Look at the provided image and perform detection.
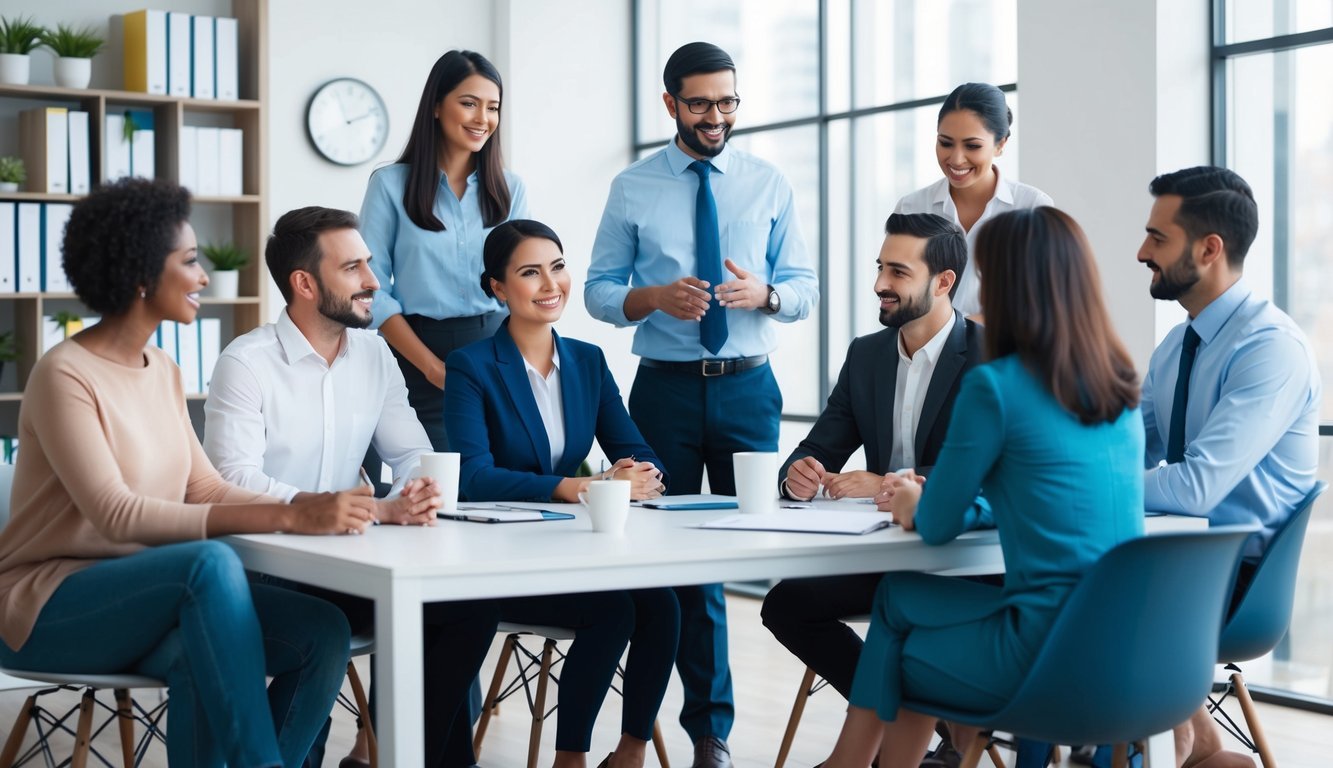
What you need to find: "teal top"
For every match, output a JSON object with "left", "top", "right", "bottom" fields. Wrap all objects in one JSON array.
[{"left": 917, "top": 355, "right": 1145, "bottom": 619}]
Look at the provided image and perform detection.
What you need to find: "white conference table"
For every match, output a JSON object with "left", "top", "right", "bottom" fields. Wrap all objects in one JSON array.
[{"left": 225, "top": 502, "right": 1197, "bottom": 766}]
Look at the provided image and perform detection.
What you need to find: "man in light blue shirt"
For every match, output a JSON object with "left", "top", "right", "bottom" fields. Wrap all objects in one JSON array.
[
  {"left": 585, "top": 42, "right": 817, "bottom": 768},
  {"left": 1138, "top": 166, "right": 1320, "bottom": 767}
]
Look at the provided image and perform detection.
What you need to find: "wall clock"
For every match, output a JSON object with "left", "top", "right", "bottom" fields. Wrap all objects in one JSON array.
[{"left": 305, "top": 77, "right": 389, "bottom": 166}]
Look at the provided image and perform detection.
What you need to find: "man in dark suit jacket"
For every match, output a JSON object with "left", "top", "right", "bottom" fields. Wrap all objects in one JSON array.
[{"left": 762, "top": 212, "right": 984, "bottom": 706}]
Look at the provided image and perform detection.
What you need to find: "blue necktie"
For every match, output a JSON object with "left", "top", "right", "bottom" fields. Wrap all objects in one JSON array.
[
  {"left": 1166, "top": 326, "right": 1201, "bottom": 464},
  {"left": 689, "top": 160, "right": 727, "bottom": 355}
]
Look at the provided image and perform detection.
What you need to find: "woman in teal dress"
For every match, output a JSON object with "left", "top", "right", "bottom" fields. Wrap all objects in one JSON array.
[{"left": 818, "top": 206, "right": 1145, "bottom": 768}]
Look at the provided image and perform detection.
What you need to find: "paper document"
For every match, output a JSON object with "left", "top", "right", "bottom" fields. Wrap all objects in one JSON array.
[
  {"left": 698, "top": 509, "right": 892, "bottom": 535},
  {"left": 640, "top": 494, "right": 739, "bottom": 510},
  {"left": 443, "top": 503, "right": 576, "bottom": 524}
]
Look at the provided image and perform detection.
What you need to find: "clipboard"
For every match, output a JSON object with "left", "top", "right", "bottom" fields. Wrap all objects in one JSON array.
[{"left": 441, "top": 504, "right": 576, "bottom": 524}]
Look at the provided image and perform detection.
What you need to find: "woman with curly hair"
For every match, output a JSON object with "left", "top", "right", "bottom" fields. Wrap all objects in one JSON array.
[{"left": 0, "top": 178, "right": 375, "bottom": 767}]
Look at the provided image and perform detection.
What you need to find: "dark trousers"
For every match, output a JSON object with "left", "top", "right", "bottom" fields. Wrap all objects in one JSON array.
[
  {"left": 264, "top": 578, "right": 500, "bottom": 768},
  {"left": 629, "top": 361, "right": 782, "bottom": 742},
  {"left": 361, "top": 312, "right": 503, "bottom": 494},
  {"left": 760, "top": 573, "right": 885, "bottom": 699},
  {"left": 393, "top": 312, "right": 504, "bottom": 452},
  {"left": 499, "top": 588, "right": 680, "bottom": 752}
]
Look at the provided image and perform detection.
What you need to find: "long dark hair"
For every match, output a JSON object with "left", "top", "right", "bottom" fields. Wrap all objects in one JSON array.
[
  {"left": 397, "top": 50, "right": 512, "bottom": 231},
  {"left": 975, "top": 207, "right": 1139, "bottom": 424}
]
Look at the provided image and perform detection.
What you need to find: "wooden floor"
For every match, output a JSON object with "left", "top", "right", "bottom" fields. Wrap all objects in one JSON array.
[{"left": 1, "top": 593, "right": 1328, "bottom": 767}]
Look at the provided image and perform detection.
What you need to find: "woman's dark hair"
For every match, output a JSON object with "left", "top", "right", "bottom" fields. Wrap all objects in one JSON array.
[
  {"left": 974, "top": 207, "right": 1139, "bottom": 425},
  {"left": 266, "top": 206, "right": 360, "bottom": 303},
  {"left": 398, "top": 50, "right": 512, "bottom": 231},
  {"left": 1148, "top": 166, "right": 1258, "bottom": 268},
  {"left": 480, "top": 219, "right": 563, "bottom": 299},
  {"left": 938, "top": 82, "right": 1012, "bottom": 144},
  {"left": 63, "top": 177, "right": 192, "bottom": 316}
]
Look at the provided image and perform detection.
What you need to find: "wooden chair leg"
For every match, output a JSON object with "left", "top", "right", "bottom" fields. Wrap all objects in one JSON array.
[
  {"left": 346, "top": 661, "right": 378, "bottom": 768},
  {"left": 70, "top": 688, "right": 96, "bottom": 768},
  {"left": 1231, "top": 670, "right": 1276, "bottom": 768},
  {"left": 1049, "top": 745, "right": 1062, "bottom": 766},
  {"left": 775, "top": 666, "right": 817, "bottom": 768},
  {"left": 0, "top": 693, "right": 38, "bottom": 768},
  {"left": 986, "top": 741, "right": 1007, "bottom": 768},
  {"left": 527, "top": 639, "right": 557, "bottom": 768},
  {"left": 651, "top": 719, "right": 670, "bottom": 768},
  {"left": 474, "top": 634, "right": 517, "bottom": 758},
  {"left": 1110, "top": 743, "right": 1128, "bottom": 768},
  {"left": 959, "top": 730, "right": 988, "bottom": 768},
  {"left": 114, "top": 689, "right": 136, "bottom": 768}
]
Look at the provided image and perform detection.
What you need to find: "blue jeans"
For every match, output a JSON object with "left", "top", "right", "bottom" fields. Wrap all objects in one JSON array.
[{"left": 0, "top": 541, "right": 350, "bottom": 768}]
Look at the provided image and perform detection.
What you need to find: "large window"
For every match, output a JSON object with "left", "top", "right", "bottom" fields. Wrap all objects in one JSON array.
[
  {"left": 634, "top": 0, "right": 1019, "bottom": 441},
  {"left": 1213, "top": 0, "right": 1333, "bottom": 709}
]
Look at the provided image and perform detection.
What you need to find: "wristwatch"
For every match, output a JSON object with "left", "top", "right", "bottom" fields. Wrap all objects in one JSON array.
[{"left": 763, "top": 284, "right": 781, "bottom": 315}]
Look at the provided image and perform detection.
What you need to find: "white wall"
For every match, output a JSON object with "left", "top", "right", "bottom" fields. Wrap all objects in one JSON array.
[{"left": 1018, "top": 0, "right": 1210, "bottom": 369}]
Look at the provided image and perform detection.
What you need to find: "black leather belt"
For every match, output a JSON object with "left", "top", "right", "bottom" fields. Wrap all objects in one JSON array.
[{"left": 639, "top": 355, "right": 768, "bottom": 377}]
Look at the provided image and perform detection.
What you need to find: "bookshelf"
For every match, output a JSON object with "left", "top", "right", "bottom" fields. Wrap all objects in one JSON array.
[{"left": 0, "top": 0, "right": 267, "bottom": 433}]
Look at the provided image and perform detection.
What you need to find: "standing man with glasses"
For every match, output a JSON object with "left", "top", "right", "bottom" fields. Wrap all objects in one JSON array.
[{"left": 586, "top": 41, "right": 818, "bottom": 768}]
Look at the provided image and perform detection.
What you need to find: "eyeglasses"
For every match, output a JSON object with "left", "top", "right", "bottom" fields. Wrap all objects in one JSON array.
[{"left": 674, "top": 96, "right": 741, "bottom": 115}]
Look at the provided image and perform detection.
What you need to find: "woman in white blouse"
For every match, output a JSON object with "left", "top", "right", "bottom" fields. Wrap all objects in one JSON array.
[{"left": 894, "top": 82, "right": 1053, "bottom": 318}]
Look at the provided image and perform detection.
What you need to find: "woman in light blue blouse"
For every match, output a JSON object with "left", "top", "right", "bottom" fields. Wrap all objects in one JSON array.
[
  {"left": 360, "top": 49, "right": 528, "bottom": 451},
  {"left": 818, "top": 207, "right": 1144, "bottom": 768}
]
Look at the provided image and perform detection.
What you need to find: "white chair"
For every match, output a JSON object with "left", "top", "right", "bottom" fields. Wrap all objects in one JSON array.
[
  {"left": 0, "top": 464, "right": 169, "bottom": 768},
  {"left": 473, "top": 622, "right": 670, "bottom": 768}
]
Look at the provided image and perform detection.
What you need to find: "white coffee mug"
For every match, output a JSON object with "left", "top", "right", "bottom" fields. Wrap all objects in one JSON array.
[
  {"left": 733, "top": 451, "right": 779, "bottom": 515},
  {"left": 413, "top": 452, "right": 460, "bottom": 514},
  {"left": 579, "top": 479, "right": 631, "bottom": 534}
]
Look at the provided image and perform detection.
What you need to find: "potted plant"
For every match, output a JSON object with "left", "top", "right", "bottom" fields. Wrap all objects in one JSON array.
[
  {"left": 52, "top": 310, "right": 84, "bottom": 339},
  {"left": 0, "top": 15, "right": 45, "bottom": 85},
  {"left": 40, "top": 23, "right": 103, "bottom": 89},
  {"left": 0, "top": 330, "right": 17, "bottom": 384},
  {"left": 0, "top": 156, "right": 24, "bottom": 193},
  {"left": 201, "top": 242, "right": 249, "bottom": 299}
]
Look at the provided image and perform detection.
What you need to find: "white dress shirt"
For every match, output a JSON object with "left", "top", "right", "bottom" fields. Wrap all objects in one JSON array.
[
  {"left": 203, "top": 309, "right": 431, "bottom": 501},
  {"left": 522, "top": 347, "right": 566, "bottom": 469},
  {"left": 894, "top": 169, "right": 1053, "bottom": 316},
  {"left": 890, "top": 313, "right": 956, "bottom": 471}
]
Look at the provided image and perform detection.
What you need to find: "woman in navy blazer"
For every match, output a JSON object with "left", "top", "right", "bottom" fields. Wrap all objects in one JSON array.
[{"left": 445, "top": 220, "right": 677, "bottom": 768}]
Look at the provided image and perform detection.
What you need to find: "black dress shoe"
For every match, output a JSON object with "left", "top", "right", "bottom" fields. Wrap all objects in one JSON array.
[{"left": 692, "top": 736, "right": 732, "bottom": 768}]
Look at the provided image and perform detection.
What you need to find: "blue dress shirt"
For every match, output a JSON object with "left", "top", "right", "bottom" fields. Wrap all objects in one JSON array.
[
  {"left": 1143, "top": 280, "right": 1321, "bottom": 556},
  {"left": 359, "top": 163, "right": 529, "bottom": 328},
  {"left": 584, "top": 141, "right": 818, "bottom": 360}
]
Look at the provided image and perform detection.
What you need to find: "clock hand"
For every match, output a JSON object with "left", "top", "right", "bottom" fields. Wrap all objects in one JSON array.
[{"left": 344, "top": 111, "right": 379, "bottom": 125}]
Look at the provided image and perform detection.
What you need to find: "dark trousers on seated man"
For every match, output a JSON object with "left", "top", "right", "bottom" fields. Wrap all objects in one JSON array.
[{"left": 629, "top": 360, "right": 782, "bottom": 747}]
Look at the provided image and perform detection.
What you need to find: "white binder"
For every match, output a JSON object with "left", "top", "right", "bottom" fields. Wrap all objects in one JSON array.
[
  {"left": 0, "top": 203, "right": 15, "bottom": 294},
  {"left": 104, "top": 114, "right": 132, "bottom": 182},
  {"left": 167, "top": 11, "right": 192, "bottom": 98},
  {"left": 68, "top": 111, "right": 91, "bottom": 194},
  {"left": 41, "top": 204, "right": 74, "bottom": 293},
  {"left": 16, "top": 204, "right": 41, "bottom": 293},
  {"left": 219, "top": 128, "right": 243, "bottom": 196},
  {"left": 191, "top": 15, "right": 215, "bottom": 99},
  {"left": 214, "top": 17, "right": 239, "bottom": 101}
]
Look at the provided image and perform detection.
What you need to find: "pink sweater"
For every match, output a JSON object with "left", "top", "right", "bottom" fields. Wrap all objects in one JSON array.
[{"left": 0, "top": 340, "right": 273, "bottom": 650}]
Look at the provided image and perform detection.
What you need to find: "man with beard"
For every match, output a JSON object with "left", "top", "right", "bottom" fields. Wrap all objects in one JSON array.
[
  {"left": 204, "top": 206, "right": 493, "bottom": 768},
  {"left": 760, "top": 213, "right": 984, "bottom": 764},
  {"left": 1137, "top": 167, "right": 1319, "bottom": 767},
  {"left": 585, "top": 42, "right": 818, "bottom": 768}
]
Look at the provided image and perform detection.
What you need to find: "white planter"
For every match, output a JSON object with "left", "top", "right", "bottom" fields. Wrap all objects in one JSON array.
[
  {"left": 206, "top": 270, "right": 239, "bottom": 299},
  {"left": 0, "top": 182, "right": 18, "bottom": 193},
  {"left": 0, "top": 53, "right": 31, "bottom": 85},
  {"left": 53, "top": 57, "right": 92, "bottom": 89}
]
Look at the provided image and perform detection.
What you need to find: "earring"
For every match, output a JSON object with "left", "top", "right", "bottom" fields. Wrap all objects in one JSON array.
[{"left": 140, "top": 289, "right": 147, "bottom": 299}]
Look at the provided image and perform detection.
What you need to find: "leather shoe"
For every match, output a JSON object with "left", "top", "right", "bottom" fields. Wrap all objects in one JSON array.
[
  {"left": 692, "top": 736, "right": 732, "bottom": 768},
  {"left": 337, "top": 758, "right": 370, "bottom": 768},
  {"left": 596, "top": 753, "right": 614, "bottom": 768}
]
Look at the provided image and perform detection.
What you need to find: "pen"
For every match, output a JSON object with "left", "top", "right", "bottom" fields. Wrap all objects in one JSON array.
[{"left": 358, "top": 467, "right": 380, "bottom": 525}]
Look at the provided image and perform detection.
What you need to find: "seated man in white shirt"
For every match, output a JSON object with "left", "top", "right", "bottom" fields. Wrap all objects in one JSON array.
[{"left": 204, "top": 206, "right": 498, "bottom": 768}]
